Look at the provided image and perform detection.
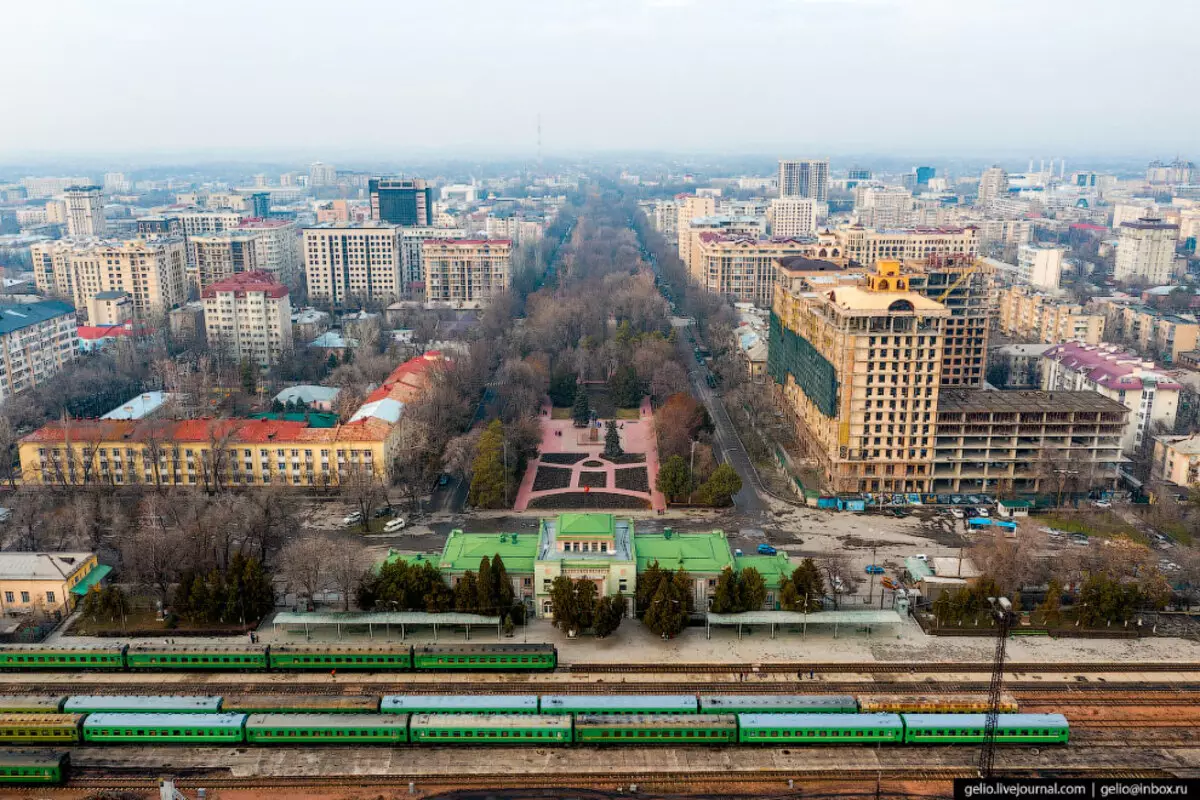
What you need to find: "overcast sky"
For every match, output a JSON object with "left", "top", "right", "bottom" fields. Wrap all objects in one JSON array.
[{"left": 2, "top": 0, "right": 1195, "bottom": 160}]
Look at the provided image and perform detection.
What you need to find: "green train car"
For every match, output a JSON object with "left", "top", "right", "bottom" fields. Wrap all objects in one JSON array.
[
  {"left": 408, "top": 713, "right": 571, "bottom": 743},
  {"left": 125, "top": 644, "right": 268, "bottom": 671},
  {"left": 575, "top": 714, "right": 737, "bottom": 744},
  {"left": 0, "top": 695, "right": 67, "bottom": 714},
  {"left": 0, "top": 714, "right": 83, "bottom": 744},
  {"left": 413, "top": 644, "right": 556, "bottom": 671},
  {"left": 82, "top": 713, "right": 246, "bottom": 744},
  {"left": 245, "top": 713, "right": 409, "bottom": 744},
  {"left": 268, "top": 644, "right": 413, "bottom": 671},
  {"left": 902, "top": 714, "right": 1070, "bottom": 744},
  {"left": 0, "top": 645, "right": 125, "bottom": 670},
  {"left": 737, "top": 713, "right": 904, "bottom": 744},
  {"left": 0, "top": 751, "right": 68, "bottom": 784}
]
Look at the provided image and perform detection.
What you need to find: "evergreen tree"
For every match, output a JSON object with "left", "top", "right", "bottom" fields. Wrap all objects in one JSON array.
[
  {"left": 789, "top": 559, "right": 825, "bottom": 612},
  {"left": 636, "top": 561, "right": 666, "bottom": 612},
  {"left": 326, "top": 352, "right": 339, "bottom": 370},
  {"left": 779, "top": 581, "right": 801, "bottom": 611},
  {"left": 477, "top": 555, "right": 496, "bottom": 614},
  {"left": 469, "top": 420, "right": 510, "bottom": 509},
  {"left": 240, "top": 360, "right": 257, "bottom": 396},
  {"left": 655, "top": 456, "right": 692, "bottom": 503},
  {"left": 492, "top": 554, "right": 514, "bottom": 610},
  {"left": 549, "top": 576, "right": 580, "bottom": 634},
  {"left": 572, "top": 382, "right": 591, "bottom": 428},
  {"left": 594, "top": 593, "right": 624, "bottom": 638},
  {"left": 710, "top": 566, "right": 738, "bottom": 614},
  {"left": 454, "top": 571, "right": 479, "bottom": 613},
  {"left": 738, "top": 567, "right": 767, "bottom": 612},
  {"left": 603, "top": 420, "right": 623, "bottom": 458},
  {"left": 549, "top": 368, "right": 577, "bottom": 407},
  {"left": 574, "top": 578, "right": 598, "bottom": 632},
  {"left": 697, "top": 463, "right": 742, "bottom": 507}
]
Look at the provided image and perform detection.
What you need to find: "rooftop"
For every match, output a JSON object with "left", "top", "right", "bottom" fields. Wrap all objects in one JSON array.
[
  {"left": 633, "top": 530, "right": 734, "bottom": 575},
  {"left": 309, "top": 331, "right": 358, "bottom": 349},
  {"left": 77, "top": 324, "right": 136, "bottom": 341},
  {"left": 273, "top": 385, "right": 340, "bottom": 406},
  {"left": 201, "top": 270, "right": 288, "bottom": 299},
  {"left": 937, "top": 389, "right": 1130, "bottom": 415},
  {"left": 439, "top": 530, "right": 539, "bottom": 574},
  {"left": 0, "top": 552, "right": 95, "bottom": 581},
  {"left": 825, "top": 287, "right": 947, "bottom": 313},
  {"left": 93, "top": 290, "right": 130, "bottom": 301},
  {"left": 248, "top": 411, "right": 340, "bottom": 428},
  {"left": 0, "top": 300, "right": 75, "bottom": 334},
  {"left": 732, "top": 553, "right": 794, "bottom": 589},
  {"left": 1155, "top": 433, "right": 1200, "bottom": 456},
  {"left": 1042, "top": 341, "right": 1183, "bottom": 391},
  {"left": 101, "top": 392, "right": 173, "bottom": 420},
  {"left": 538, "top": 514, "right": 634, "bottom": 563}
]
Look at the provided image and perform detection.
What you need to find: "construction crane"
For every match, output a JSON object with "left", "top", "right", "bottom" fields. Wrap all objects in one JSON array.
[{"left": 979, "top": 596, "right": 1016, "bottom": 778}]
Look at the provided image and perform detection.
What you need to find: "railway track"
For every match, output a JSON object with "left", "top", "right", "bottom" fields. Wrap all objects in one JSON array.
[{"left": 565, "top": 661, "right": 1200, "bottom": 674}]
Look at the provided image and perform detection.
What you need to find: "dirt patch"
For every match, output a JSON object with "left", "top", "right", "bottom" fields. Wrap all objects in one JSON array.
[
  {"left": 532, "top": 466, "right": 572, "bottom": 491},
  {"left": 577, "top": 471, "right": 608, "bottom": 489},
  {"left": 614, "top": 466, "right": 650, "bottom": 492},
  {"left": 527, "top": 492, "right": 651, "bottom": 510}
]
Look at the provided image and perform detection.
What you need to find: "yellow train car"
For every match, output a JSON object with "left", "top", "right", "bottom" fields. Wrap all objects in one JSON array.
[
  {"left": 857, "top": 694, "right": 1018, "bottom": 714},
  {"left": 0, "top": 715, "right": 84, "bottom": 744}
]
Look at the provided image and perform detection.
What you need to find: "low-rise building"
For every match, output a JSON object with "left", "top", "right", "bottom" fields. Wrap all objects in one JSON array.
[
  {"left": 290, "top": 307, "right": 330, "bottom": 341},
  {"left": 1151, "top": 434, "right": 1200, "bottom": 488},
  {"left": 932, "top": 390, "right": 1128, "bottom": 494},
  {"left": 0, "top": 552, "right": 110, "bottom": 619},
  {"left": 534, "top": 514, "right": 636, "bottom": 618},
  {"left": 633, "top": 529, "right": 736, "bottom": 611},
  {"left": 86, "top": 291, "right": 133, "bottom": 327},
  {"left": 0, "top": 300, "right": 79, "bottom": 403},
  {"left": 988, "top": 343, "right": 1052, "bottom": 389},
  {"left": 1041, "top": 342, "right": 1181, "bottom": 453},
  {"left": 273, "top": 386, "right": 340, "bottom": 412},
  {"left": 100, "top": 391, "right": 175, "bottom": 421}
]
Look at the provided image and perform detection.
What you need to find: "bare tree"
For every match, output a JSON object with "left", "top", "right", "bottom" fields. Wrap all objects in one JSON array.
[
  {"left": 326, "top": 543, "right": 370, "bottom": 611},
  {"left": 279, "top": 537, "right": 330, "bottom": 609}
]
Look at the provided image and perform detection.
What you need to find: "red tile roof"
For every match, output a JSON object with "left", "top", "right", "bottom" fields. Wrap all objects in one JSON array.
[
  {"left": 77, "top": 324, "right": 136, "bottom": 341},
  {"left": 201, "top": 270, "right": 289, "bottom": 299}
]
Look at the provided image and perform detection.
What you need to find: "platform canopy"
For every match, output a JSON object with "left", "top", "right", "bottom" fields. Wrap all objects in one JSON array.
[
  {"left": 705, "top": 609, "right": 905, "bottom": 640},
  {"left": 271, "top": 611, "right": 502, "bottom": 642}
]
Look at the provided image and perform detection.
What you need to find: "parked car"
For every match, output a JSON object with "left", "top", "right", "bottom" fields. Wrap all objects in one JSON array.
[
  {"left": 1091, "top": 500, "right": 1112, "bottom": 509},
  {"left": 756, "top": 544, "right": 777, "bottom": 555},
  {"left": 831, "top": 576, "right": 845, "bottom": 593},
  {"left": 975, "top": 507, "right": 990, "bottom": 517},
  {"left": 438, "top": 474, "right": 451, "bottom": 487},
  {"left": 865, "top": 564, "right": 885, "bottom": 575},
  {"left": 950, "top": 508, "right": 964, "bottom": 520},
  {"left": 342, "top": 511, "right": 363, "bottom": 525},
  {"left": 913, "top": 553, "right": 929, "bottom": 562},
  {"left": 1070, "top": 533, "right": 1089, "bottom": 546},
  {"left": 383, "top": 518, "right": 407, "bottom": 533},
  {"left": 373, "top": 506, "right": 395, "bottom": 518},
  {"left": 881, "top": 577, "right": 898, "bottom": 590}
]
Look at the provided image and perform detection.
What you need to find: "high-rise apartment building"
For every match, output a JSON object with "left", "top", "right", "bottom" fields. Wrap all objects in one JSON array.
[
  {"left": 769, "top": 260, "right": 949, "bottom": 493},
  {"left": 103, "top": 173, "right": 129, "bottom": 193},
  {"left": 1017, "top": 243, "right": 1065, "bottom": 290},
  {"left": 64, "top": 186, "right": 106, "bottom": 237},
  {"left": 21, "top": 177, "right": 90, "bottom": 200},
  {"left": 906, "top": 256, "right": 994, "bottom": 389},
  {"left": 187, "top": 231, "right": 263, "bottom": 291},
  {"left": 978, "top": 166, "right": 1008, "bottom": 206},
  {"left": 308, "top": 162, "right": 336, "bottom": 187},
  {"left": 400, "top": 227, "right": 467, "bottom": 292},
  {"left": 303, "top": 223, "right": 403, "bottom": 306},
  {"left": 236, "top": 217, "right": 302, "bottom": 287},
  {"left": 369, "top": 178, "right": 433, "bottom": 226},
  {"left": 778, "top": 159, "right": 829, "bottom": 202},
  {"left": 915, "top": 166, "right": 936, "bottom": 188},
  {"left": 421, "top": 239, "right": 512, "bottom": 306},
  {"left": 692, "top": 235, "right": 818, "bottom": 307},
  {"left": 675, "top": 194, "right": 716, "bottom": 256},
  {"left": 769, "top": 198, "right": 818, "bottom": 238},
  {"left": 835, "top": 225, "right": 980, "bottom": 265},
  {"left": 856, "top": 188, "right": 914, "bottom": 228},
  {"left": 683, "top": 216, "right": 766, "bottom": 279},
  {"left": 0, "top": 300, "right": 79, "bottom": 403},
  {"left": 1146, "top": 159, "right": 1194, "bottom": 186},
  {"left": 30, "top": 239, "right": 187, "bottom": 322},
  {"left": 1114, "top": 218, "right": 1179, "bottom": 284},
  {"left": 201, "top": 271, "right": 293, "bottom": 368}
]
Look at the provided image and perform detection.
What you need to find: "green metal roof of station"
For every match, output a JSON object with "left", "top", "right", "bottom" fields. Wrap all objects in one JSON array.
[
  {"left": 634, "top": 530, "right": 734, "bottom": 575},
  {"left": 733, "top": 554, "right": 794, "bottom": 589},
  {"left": 439, "top": 530, "right": 538, "bottom": 573},
  {"left": 555, "top": 513, "right": 616, "bottom": 539}
]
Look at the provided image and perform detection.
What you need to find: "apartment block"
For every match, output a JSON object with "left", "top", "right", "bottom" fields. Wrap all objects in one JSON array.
[
  {"left": 399, "top": 227, "right": 466, "bottom": 293},
  {"left": 0, "top": 300, "right": 79, "bottom": 403},
  {"left": 64, "top": 186, "right": 106, "bottom": 238},
  {"left": 1152, "top": 434, "right": 1200, "bottom": 488},
  {"left": 1017, "top": 244, "right": 1065, "bottom": 290},
  {"left": 1041, "top": 342, "right": 1181, "bottom": 453},
  {"left": 778, "top": 159, "right": 829, "bottom": 202},
  {"left": 770, "top": 260, "right": 949, "bottom": 494},
  {"left": 834, "top": 225, "right": 980, "bottom": 265},
  {"left": 997, "top": 286, "right": 1106, "bottom": 345},
  {"left": 303, "top": 223, "right": 403, "bottom": 305},
  {"left": 674, "top": 194, "right": 716, "bottom": 256},
  {"left": 904, "top": 255, "right": 994, "bottom": 388},
  {"left": 693, "top": 234, "right": 819, "bottom": 307},
  {"left": 769, "top": 197, "right": 818, "bottom": 238},
  {"left": 87, "top": 291, "right": 133, "bottom": 327},
  {"left": 30, "top": 238, "right": 188, "bottom": 322},
  {"left": 202, "top": 271, "right": 293, "bottom": 368},
  {"left": 236, "top": 217, "right": 301, "bottom": 287},
  {"left": 1115, "top": 218, "right": 1179, "bottom": 284},
  {"left": 932, "top": 390, "right": 1126, "bottom": 494},
  {"left": 421, "top": 239, "right": 512, "bottom": 305},
  {"left": 683, "top": 216, "right": 765, "bottom": 279},
  {"left": 187, "top": 231, "right": 263, "bottom": 291},
  {"left": 1105, "top": 304, "right": 1200, "bottom": 364}
]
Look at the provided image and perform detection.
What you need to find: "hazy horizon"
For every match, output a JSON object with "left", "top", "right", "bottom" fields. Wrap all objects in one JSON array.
[{"left": 3, "top": 0, "right": 1196, "bottom": 161}]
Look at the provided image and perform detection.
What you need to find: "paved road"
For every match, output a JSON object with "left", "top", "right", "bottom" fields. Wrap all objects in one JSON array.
[{"left": 677, "top": 337, "right": 768, "bottom": 513}]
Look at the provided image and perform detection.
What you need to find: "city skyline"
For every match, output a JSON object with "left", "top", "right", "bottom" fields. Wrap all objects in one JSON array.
[{"left": 2, "top": 0, "right": 1196, "bottom": 158}]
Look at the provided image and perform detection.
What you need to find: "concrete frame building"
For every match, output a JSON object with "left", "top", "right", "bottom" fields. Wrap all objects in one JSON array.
[
  {"left": 0, "top": 300, "right": 79, "bottom": 404},
  {"left": 1041, "top": 341, "right": 1181, "bottom": 453},
  {"left": 421, "top": 239, "right": 512, "bottom": 306},
  {"left": 997, "top": 286, "right": 1106, "bottom": 345},
  {"left": 1017, "top": 244, "right": 1065, "bottom": 290},
  {"left": 201, "top": 271, "right": 293, "bottom": 368},
  {"left": 1115, "top": 218, "right": 1179, "bottom": 284},
  {"left": 778, "top": 159, "right": 829, "bottom": 202},
  {"left": 369, "top": 178, "right": 433, "bottom": 226},
  {"left": 236, "top": 217, "right": 302, "bottom": 287},
  {"left": 693, "top": 234, "right": 819, "bottom": 307},
  {"left": 769, "top": 197, "right": 818, "bottom": 238},
  {"left": 1152, "top": 434, "right": 1200, "bottom": 488},
  {"left": 400, "top": 227, "right": 467, "bottom": 294},
  {"left": 187, "top": 231, "right": 263, "bottom": 291},
  {"left": 932, "top": 390, "right": 1127, "bottom": 494},
  {"left": 770, "top": 260, "right": 950, "bottom": 494},
  {"left": 63, "top": 186, "right": 106, "bottom": 238},
  {"left": 674, "top": 194, "right": 716, "bottom": 257},
  {"left": 1105, "top": 304, "right": 1200, "bottom": 364},
  {"left": 303, "top": 223, "right": 403, "bottom": 306},
  {"left": 978, "top": 167, "right": 1008, "bottom": 207}
]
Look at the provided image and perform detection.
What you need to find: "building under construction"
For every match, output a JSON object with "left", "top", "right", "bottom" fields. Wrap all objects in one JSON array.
[{"left": 906, "top": 253, "right": 994, "bottom": 388}]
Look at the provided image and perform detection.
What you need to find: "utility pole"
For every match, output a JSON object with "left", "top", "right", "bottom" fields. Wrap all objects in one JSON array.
[
  {"left": 688, "top": 439, "right": 697, "bottom": 504},
  {"left": 980, "top": 596, "right": 1015, "bottom": 779},
  {"left": 867, "top": 543, "right": 877, "bottom": 604},
  {"left": 503, "top": 438, "right": 510, "bottom": 507}
]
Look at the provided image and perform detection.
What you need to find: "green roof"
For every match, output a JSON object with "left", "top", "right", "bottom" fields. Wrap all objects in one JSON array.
[
  {"left": 379, "top": 551, "right": 439, "bottom": 571},
  {"left": 556, "top": 513, "right": 615, "bottom": 540},
  {"left": 633, "top": 531, "right": 734, "bottom": 575},
  {"left": 439, "top": 530, "right": 538, "bottom": 574},
  {"left": 999, "top": 499, "right": 1033, "bottom": 509},
  {"left": 248, "top": 411, "right": 340, "bottom": 428},
  {"left": 69, "top": 564, "right": 112, "bottom": 596},
  {"left": 733, "top": 554, "right": 794, "bottom": 590}
]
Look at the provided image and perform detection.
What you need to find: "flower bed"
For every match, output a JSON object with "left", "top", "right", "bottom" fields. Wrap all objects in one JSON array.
[
  {"left": 540, "top": 452, "right": 587, "bottom": 465},
  {"left": 606, "top": 453, "right": 646, "bottom": 465},
  {"left": 527, "top": 492, "right": 651, "bottom": 510},
  {"left": 614, "top": 467, "right": 650, "bottom": 492},
  {"left": 533, "top": 466, "right": 573, "bottom": 491},
  {"left": 582, "top": 460, "right": 604, "bottom": 468},
  {"left": 578, "top": 471, "right": 608, "bottom": 489}
]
